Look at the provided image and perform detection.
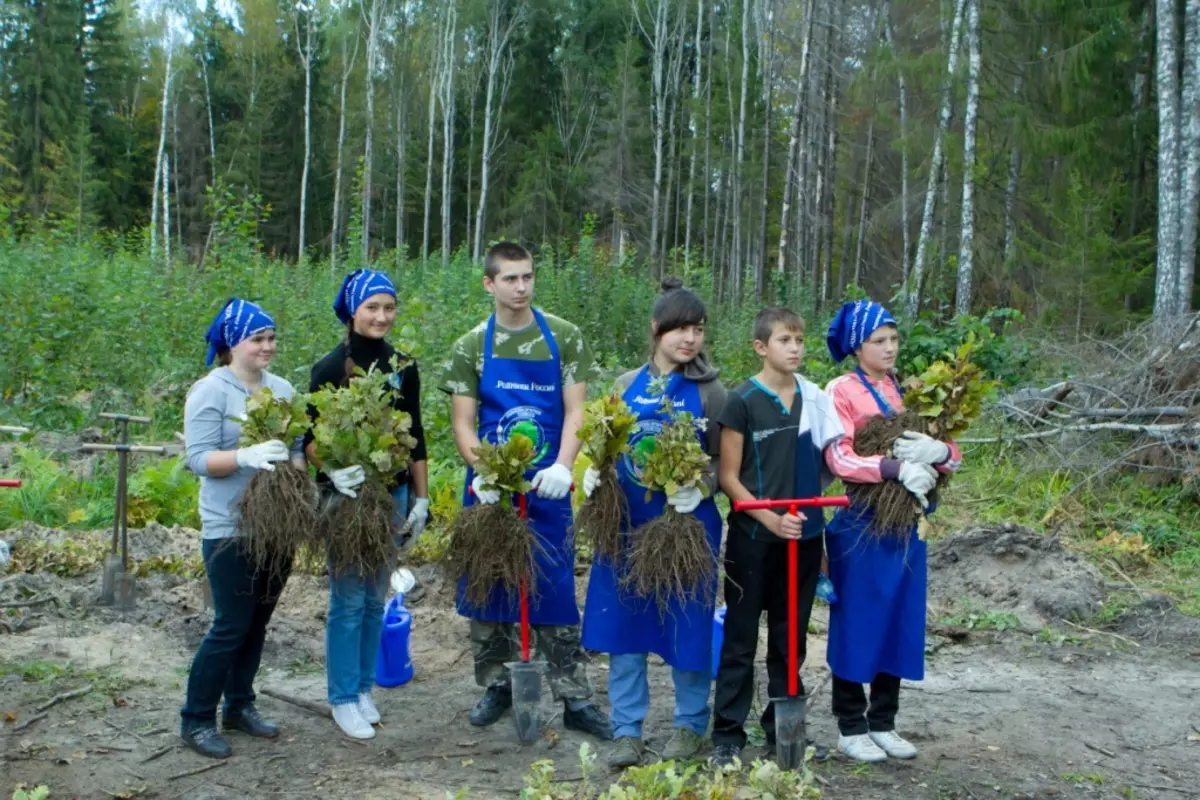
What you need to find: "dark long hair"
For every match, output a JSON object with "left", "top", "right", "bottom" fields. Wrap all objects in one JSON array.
[{"left": 649, "top": 277, "right": 707, "bottom": 359}]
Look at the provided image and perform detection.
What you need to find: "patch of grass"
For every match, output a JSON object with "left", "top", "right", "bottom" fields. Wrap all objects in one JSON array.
[
  {"left": 1060, "top": 772, "right": 1104, "bottom": 785},
  {"left": 284, "top": 653, "right": 323, "bottom": 677},
  {"left": 939, "top": 600, "right": 1024, "bottom": 632},
  {"left": 0, "top": 659, "right": 65, "bottom": 683}
]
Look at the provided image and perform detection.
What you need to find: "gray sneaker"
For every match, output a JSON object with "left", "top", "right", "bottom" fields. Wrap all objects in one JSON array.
[
  {"left": 662, "top": 727, "right": 706, "bottom": 761},
  {"left": 607, "top": 735, "right": 645, "bottom": 768}
]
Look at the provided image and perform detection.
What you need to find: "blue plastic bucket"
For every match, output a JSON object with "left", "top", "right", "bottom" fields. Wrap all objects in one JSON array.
[
  {"left": 711, "top": 605, "right": 727, "bottom": 677},
  {"left": 375, "top": 593, "right": 414, "bottom": 688}
]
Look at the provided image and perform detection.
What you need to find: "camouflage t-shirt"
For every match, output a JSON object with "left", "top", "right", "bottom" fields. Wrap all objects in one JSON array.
[{"left": 440, "top": 310, "right": 601, "bottom": 398}]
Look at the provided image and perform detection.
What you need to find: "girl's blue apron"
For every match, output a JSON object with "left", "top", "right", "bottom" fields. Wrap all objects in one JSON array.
[
  {"left": 826, "top": 368, "right": 930, "bottom": 684},
  {"left": 455, "top": 309, "right": 579, "bottom": 627},
  {"left": 581, "top": 367, "right": 723, "bottom": 674}
]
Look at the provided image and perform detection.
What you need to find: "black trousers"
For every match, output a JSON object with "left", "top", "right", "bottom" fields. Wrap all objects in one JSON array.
[
  {"left": 712, "top": 531, "right": 823, "bottom": 748},
  {"left": 831, "top": 673, "right": 901, "bottom": 736},
  {"left": 180, "top": 538, "right": 288, "bottom": 729}
]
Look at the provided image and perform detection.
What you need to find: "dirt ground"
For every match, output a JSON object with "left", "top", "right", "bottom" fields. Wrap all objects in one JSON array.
[{"left": 2, "top": 524, "right": 1199, "bottom": 800}]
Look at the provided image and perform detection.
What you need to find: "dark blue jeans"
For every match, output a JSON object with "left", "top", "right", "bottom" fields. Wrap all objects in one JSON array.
[{"left": 180, "top": 537, "right": 288, "bottom": 729}]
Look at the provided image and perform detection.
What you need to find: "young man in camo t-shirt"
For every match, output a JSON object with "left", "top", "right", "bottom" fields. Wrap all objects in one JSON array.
[{"left": 440, "top": 242, "right": 611, "bottom": 740}]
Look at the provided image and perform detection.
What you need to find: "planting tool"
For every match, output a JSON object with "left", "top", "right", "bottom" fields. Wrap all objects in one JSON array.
[
  {"left": 82, "top": 413, "right": 163, "bottom": 608},
  {"left": 470, "top": 483, "right": 571, "bottom": 743},
  {"left": 0, "top": 480, "right": 21, "bottom": 488},
  {"left": 733, "top": 495, "right": 849, "bottom": 769}
]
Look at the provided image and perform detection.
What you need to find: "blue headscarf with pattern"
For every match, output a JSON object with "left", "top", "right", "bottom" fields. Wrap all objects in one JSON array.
[
  {"left": 205, "top": 298, "right": 276, "bottom": 366},
  {"left": 826, "top": 300, "right": 898, "bottom": 364},
  {"left": 333, "top": 268, "right": 397, "bottom": 324}
]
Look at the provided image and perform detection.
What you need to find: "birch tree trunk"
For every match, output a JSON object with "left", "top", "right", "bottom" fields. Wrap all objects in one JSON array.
[
  {"left": 755, "top": 0, "right": 776, "bottom": 296},
  {"left": 883, "top": 0, "right": 911, "bottom": 280},
  {"left": 332, "top": 33, "right": 360, "bottom": 272},
  {"left": 906, "top": 0, "right": 966, "bottom": 318},
  {"left": 440, "top": 2, "right": 458, "bottom": 268},
  {"left": 1154, "top": 0, "right": 1182, "bottom": 318},
  {"left": 200, "top": 57, "right": 217, "bottom": 185},
  {"left": 395, "top": 69, "right": 408, "bottom": 258},
  {"left": 1002, "top": 76, "right": 1022, "bottom": 267},
  {"left": 733, "top": 0, "right": 752, "bottom": 298},
  {"left": 1177, "top": 0, "right": 1200, "bottom": 312},
  {"left": 422, "top": 12, "right": 443, "bottom": 264},
  {"left": 702, "top": 0, "right": 715, "bottom": 268},
  {"left": 853, "top": 114, "right": 875, "bottom": 288},
  {"left": 632, "top": 0, "right": 671, "bottom": 268},
  {"left": 361, "top": 0, "right": 388, "bottom": 263},
  {"left": 954, "top": 0, "right": 981, "bottom": 316},
  {"left": 683, "top": 0, "right": 704, "bottom": 268},
  {"left": 475, "top": 2, "right": 523, "bottom": 260},
  {"left": 776, "top": 0, "right": 815, "bottom": 276},
  {"left": 150, "top": 47, "right": 172, "bottom": 260},
  {"left": 295, "top": 5, "right": 316, "bottom": 262}
]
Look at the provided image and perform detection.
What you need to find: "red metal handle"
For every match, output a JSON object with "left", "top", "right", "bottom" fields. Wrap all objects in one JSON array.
[
  {"left": 733, "top": 495, "right": 850, "bottom": 512},
  {"left": 0, "top": 480, "right": 20, "bottom": 488}
]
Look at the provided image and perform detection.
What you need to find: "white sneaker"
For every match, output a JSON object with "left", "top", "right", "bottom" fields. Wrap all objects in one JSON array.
[
  {"left": 837, "top": 733, "right": 888, "bottom": 763},
  {"left": 868, "top": 730, "right": 918, "bottom": 759},
  {"left": 358, "top": 692, "right": 381, "bottom": 725},
  {"left": 332, "top": 702, "right": 376, "bottom": 739}
]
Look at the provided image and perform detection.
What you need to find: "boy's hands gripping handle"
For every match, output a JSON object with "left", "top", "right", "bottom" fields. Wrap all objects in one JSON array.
[{"left": 732, "top": 496, "right": 849, "bottom": 698}]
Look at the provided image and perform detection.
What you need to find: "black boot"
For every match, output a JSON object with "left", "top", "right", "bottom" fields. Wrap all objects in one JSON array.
[
  {"left": 563, "top": 703, "right": 612, "bottom": 740},
  {"left": 181, "top": 724, "right": 232, "bottom": 759},
  {"left": 469, "top": 685, "right": 512, "bottom": 727},
  {"left": 222, "top": 705, "right": 280, "bottom": 739}
]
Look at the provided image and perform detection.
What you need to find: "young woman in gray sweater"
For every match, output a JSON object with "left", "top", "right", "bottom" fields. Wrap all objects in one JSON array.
[{"left": 179, "top": 298, "right": 306, "bottom": 759}]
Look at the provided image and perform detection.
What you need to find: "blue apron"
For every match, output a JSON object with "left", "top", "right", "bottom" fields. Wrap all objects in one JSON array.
[
  {"left": 455, "top": 309, "right": 579, "bottom": 627},
  {"left": 580, "top": 367, "right": 723, "bottom": 673},
  {"left": 825, "top": 369, "right": 928, "bottom": 683}
]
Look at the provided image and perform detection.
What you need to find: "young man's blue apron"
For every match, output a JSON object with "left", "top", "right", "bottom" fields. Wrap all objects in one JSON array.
[
  {"left": 581, "top": 367, "right": 723, "bottom": 673},
  {"left": 826, "top": 368, "right": 930, "bottom": 684},
  {"left": 455, "top": 309, "right": 579, "bottom": 626}
]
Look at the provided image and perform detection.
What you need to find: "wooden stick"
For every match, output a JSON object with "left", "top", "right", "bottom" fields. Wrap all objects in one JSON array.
[
  {"left": 36, "top": 683, "right": 93, "bottom": 712},
  {"left": 141, "top": 745, "right": 175, "bottom": 763},
  {"left": 0, "top": 596, "right": 57, "bottom": 609},
  {"left": 260, "top": 686, "right": 330, "bottom": 717},
  {"left": 90, "top": 744, "right": 136, "bottom": 753},
  {"left": 12, "top": 712, "right": 47, "bottom": 731},
  {"left": 167, "top": 760, "right": 227, "bottom": 781},
  {"left": 1060, "top": 619, "right": 1140, "bottom": 648},
  {"left": 1084, "top": 741, "right": 1115, "bottom": 758},
  {"left": 0, "top": 425, "right": 31, "bottom": 434},
  {"left": 80, "top": 444, "right": 167, "bottom": 454},
  {"left": 1120, "top": 781, "right": 1192, "bottom": 795},
  {"left": 959, "top": 420, "right": 1200, "bottom": 444}
]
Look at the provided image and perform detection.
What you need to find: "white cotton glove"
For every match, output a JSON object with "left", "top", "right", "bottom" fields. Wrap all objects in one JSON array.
[
  {"left": 666, "top": 484, "right": 704, "bottom": 515},
  {"left": 326, "top": 465, "right": 366, "bottom": 499},
  {"left": 235, "top": 440, "right": 289, "bottom": 471},
  {"left": 404, "top": 497, "right": 431, "bottom": 545},
  {"left": 582, "top": 466, "right": 601, "bottom": 499},
  {"left": 471, "top": 474, "right": 501, "bottom": 505},
  {"left": 897, "top": 462, "right": 938, "bottom": 509},
  {"left": 892, "top": 430, "right": 951, "bottom": 465},
  {"left": 531, "top": 463, "right": 573, "bottom": 500}
]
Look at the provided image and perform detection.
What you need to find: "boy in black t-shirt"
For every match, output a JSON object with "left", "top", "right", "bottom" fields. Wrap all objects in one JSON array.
[{"left": 710, "top": 308, "right": 845, "bottom": 767}]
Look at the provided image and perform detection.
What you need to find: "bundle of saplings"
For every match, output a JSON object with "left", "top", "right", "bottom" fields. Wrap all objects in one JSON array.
[
  {"left": 575, "top": 392, "right": 639, "bottom": 561},
  {"left": 621, "top": 398, "right": 715, "bottom": 615},
  {"left": 850, "top": 337, "right": 995, "bottom": 535},
  {"left": 236, "top": 388, "right": 317, "bottom": 579},
  {"left": 444, "top": 434, "right": 543, "bottom": 607},
  {"left": 310, "top": 359, "right": 419, "bottom": 576}
]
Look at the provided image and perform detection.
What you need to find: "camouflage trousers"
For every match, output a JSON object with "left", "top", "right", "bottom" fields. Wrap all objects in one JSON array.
[{"left": 469, "top": 620, "right": 594, "bottom": 702}]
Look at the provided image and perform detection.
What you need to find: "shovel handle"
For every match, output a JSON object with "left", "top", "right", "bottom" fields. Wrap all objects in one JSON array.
[
  {"left": 733, "top": 496, "right": 849, "bottom": 511},
  {"left": 0, "top": 480, "right": 20, "bottom": 488},
  {"left": 517, "top": 494, "right": 531, "bottom": 662},
  {"left": 787, "top": 504, "right": 799, "bottom": 698}
]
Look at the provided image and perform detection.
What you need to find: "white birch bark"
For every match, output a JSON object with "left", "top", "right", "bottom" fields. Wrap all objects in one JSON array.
[
  {"left": 853, "top": 114, "right": 875, "bottom": 288},
  {"left": 632, "top": 0, "right": 672, "bottom": 267},
  {"left": 294, "top": 2, "right": 317, "bottom": 262},
  {"left": 361, "top": 0, "right": 389, "bottom": 263},
  {"left": 474, "top": 2, "right": 524, "bottom": 261},
  {"left": 683, "top": 0, "right": 704, "bottom": 268},
  {"left": 1177, "top": 0, "right": 1200, "bottom": 312},
  {"left": 440, "top": 2, "right": 458, "bottom": 267},
  {"left": 150, "top": 47, "right": 172, "bottom": 260},
  {"left": 1002, "top": 76, "right": 1022, "bottom": 266},
  {"left": 776, "top": 0, "right": 815, "bottom": 275},
  {"left": 1154, "top": 0, "right": 1183, "bottom": 318},
  {"left": 883, "top": 0, "right": 910, "bottom": 279},
  {"left": 332, "top": 32, "right": 360, "bottom": 272},
  {"left": 905, "top": 0, "right": 965, "bottom": 318},
  {"left": 733, "top": 0, "right": 752, "bottom": 296},
  {"left": 422, "top": 10, "right": 443, "bottom": 263},
  {"left": 200, "top": 56, "right": 216, "bottom": 185},
  {"left": 954, "top": 0, "right": 981, "bottom": 316},
  {"left": 395, "top": 67, "right": 408, "bottom": 257}
]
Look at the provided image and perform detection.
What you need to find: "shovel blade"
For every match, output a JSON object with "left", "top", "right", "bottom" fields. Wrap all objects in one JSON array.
[
  {"left": 506, "top": 660, "right": 544, "bottom": 744},
  {"left": 115, "top": 572, "right": 136, "bottom": 611},
  {"left": 771, "top": 695, "right": 808, "bottom": 771},
  {"left": 100, "top": 553, "right": 124, "bottom": 605}
]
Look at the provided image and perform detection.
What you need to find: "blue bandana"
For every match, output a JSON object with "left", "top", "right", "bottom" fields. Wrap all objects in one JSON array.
[
  {"left": 205, "top": 298, "right": 275, "bottom": 366},
  {"left": 826, "top": 300, "right": 897, "bottom": 364},
  {"left": 334, "top": 269, "right": 397, "bottom": 324}
]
